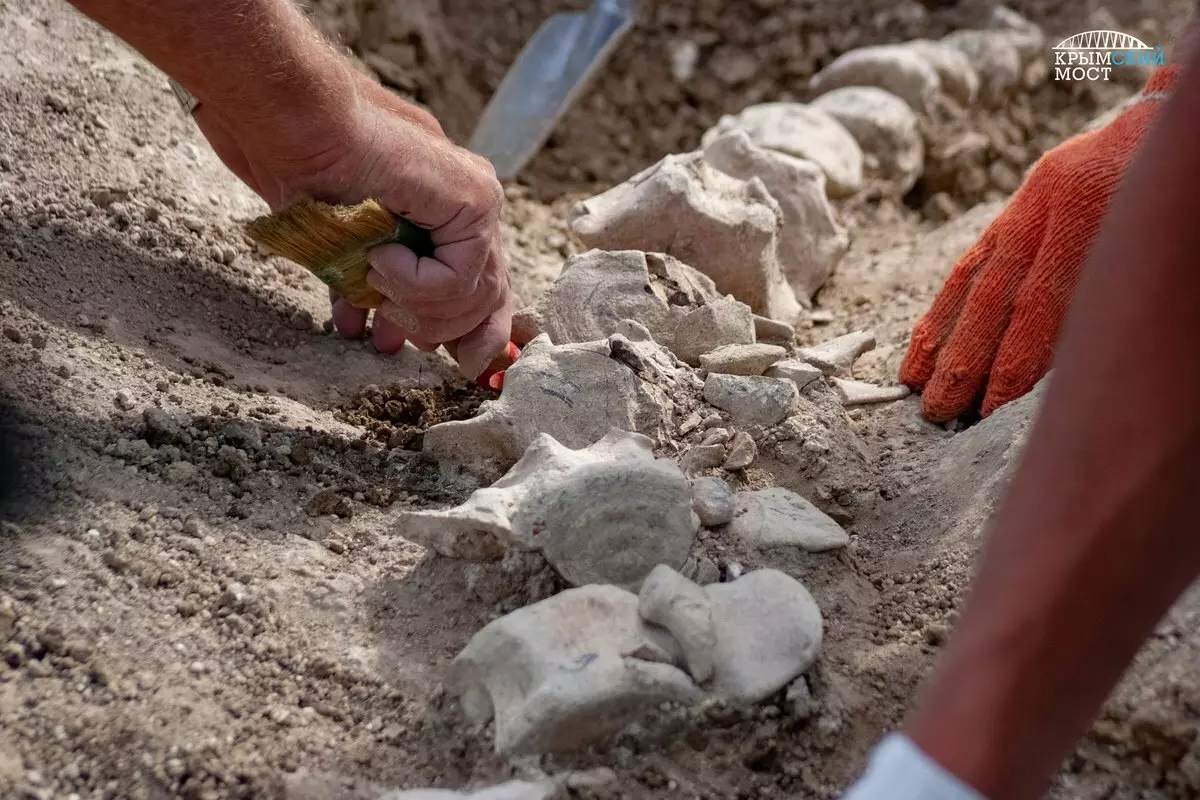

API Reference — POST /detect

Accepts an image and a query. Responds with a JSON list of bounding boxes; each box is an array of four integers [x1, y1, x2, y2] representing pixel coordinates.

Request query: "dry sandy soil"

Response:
[[4, 1, 1200, 799]]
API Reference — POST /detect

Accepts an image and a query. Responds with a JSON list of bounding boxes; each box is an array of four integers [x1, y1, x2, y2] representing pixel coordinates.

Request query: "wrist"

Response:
[[205, 44, 364, 174], [907, 712, 1007, 798], [901, 598, 1064, 800]]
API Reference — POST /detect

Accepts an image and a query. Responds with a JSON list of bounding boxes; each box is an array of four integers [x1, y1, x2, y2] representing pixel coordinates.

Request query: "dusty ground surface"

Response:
[[4, 1, 1200, 799]]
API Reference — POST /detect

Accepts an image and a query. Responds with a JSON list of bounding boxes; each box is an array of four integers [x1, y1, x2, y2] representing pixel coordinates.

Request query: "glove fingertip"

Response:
[[920, 379, 971, 424]]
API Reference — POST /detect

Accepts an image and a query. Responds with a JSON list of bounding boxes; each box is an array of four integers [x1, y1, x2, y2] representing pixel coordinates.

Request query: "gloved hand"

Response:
[[900, 65, 1179, 422], [840, 735, 983, 800]]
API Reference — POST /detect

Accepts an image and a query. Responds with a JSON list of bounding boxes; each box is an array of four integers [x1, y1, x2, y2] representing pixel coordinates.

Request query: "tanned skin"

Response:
[[905, 23, 1200, 800], [67, 0, 361, 177], [66, 0, 513, 379]]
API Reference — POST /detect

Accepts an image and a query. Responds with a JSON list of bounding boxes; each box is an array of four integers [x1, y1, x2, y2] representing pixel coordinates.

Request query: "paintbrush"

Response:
[[246, 198, 518, 388]]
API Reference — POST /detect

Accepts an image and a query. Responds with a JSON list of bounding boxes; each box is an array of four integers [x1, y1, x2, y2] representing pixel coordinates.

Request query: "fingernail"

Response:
[[366, 268, 397, 298], [380, 304, 419, 332], [476, 369, 505, 391]]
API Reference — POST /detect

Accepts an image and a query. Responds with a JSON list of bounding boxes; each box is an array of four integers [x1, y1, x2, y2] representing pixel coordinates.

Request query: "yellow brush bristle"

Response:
[[244, 198, 517, 380], [246, 199, 401, 309]]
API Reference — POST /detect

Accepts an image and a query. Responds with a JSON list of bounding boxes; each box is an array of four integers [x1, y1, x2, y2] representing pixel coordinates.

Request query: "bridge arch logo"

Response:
[[1052, 30, 1164, 81]]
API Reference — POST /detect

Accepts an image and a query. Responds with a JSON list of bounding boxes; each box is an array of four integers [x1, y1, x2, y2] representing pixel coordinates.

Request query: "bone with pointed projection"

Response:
[[521, 249, 720, 352], [700, 103, 864, 198], [397, 429, 699, 591], [702, 131, 849, 304], [423, 334, 680, 480], [568, 152, 802, 323]]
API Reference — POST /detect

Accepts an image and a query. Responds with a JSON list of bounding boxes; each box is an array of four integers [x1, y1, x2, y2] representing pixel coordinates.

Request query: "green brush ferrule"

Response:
[[390, 218, 436, 259]]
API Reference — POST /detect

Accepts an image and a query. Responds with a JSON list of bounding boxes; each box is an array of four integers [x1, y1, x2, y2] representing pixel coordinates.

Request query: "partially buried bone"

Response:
[[904, 39, 980, 106], [940, 29, 1021, 107], [809, 44, 942, 112], [444, 584, 701, 756], [395, 429, 699, 590], [445, 568, 825, 757], [812, 87, 924, 196], [700, 103, 864, 198], [422, 334, 676, 480], [637, 565, 825, 703], [569, 152, 802, 323], [525, 249, 719, 352], [702, 131, 849, 304]]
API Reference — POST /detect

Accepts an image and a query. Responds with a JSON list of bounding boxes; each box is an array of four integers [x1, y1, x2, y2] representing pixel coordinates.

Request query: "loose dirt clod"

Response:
[[723, 431, 758, 471], [691, 476, 735, 527], [336, 381, 490, 451]]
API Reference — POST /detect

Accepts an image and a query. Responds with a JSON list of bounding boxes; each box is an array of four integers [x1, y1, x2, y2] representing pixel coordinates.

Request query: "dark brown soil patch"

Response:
[[335, 381, 492, 451]]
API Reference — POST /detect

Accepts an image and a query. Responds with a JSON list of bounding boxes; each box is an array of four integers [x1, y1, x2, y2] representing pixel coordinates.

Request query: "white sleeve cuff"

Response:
[[841, 734, 986, 800]]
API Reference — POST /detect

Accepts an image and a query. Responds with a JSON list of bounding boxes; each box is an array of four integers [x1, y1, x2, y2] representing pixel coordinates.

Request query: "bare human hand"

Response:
[[192, 68, 512, 380]]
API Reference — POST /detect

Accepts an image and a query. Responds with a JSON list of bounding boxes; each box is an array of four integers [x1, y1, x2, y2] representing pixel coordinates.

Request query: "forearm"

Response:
[[67, 0, 357, 151], [906, 33, 1200, 800]]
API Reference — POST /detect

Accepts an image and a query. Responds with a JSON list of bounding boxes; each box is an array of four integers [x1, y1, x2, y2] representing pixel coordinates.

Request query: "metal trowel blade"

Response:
[[468, 0, 636, 181]]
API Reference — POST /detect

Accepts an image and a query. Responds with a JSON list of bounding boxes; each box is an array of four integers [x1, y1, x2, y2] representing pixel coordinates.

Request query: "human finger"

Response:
[[453, 301, 515, 380], [376, 276, 505, 347], [981, 207, 1099, 416], [368, 244, 477, 304], [368, 258, 505, 322], [900, 231, 997, 391], [330, 293, 368, 339], [370, 312, 408, 355]]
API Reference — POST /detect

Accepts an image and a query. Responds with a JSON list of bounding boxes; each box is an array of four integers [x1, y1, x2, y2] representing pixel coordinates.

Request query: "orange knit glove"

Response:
[[900, 65, 1179, 422]]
